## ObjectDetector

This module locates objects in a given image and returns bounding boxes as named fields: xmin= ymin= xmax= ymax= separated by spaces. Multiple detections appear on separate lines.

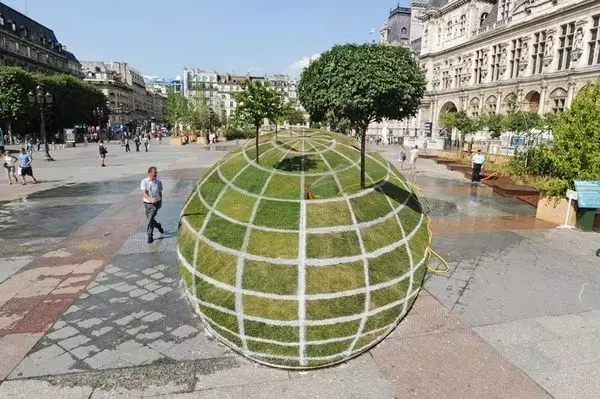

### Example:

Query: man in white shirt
xmin=409 ymin=145 xmax=419 ymax=173
xmin=471 ymin=149 xmax=486 ymax=182
xmin=141 ymin=166 xmax=164 ymax=243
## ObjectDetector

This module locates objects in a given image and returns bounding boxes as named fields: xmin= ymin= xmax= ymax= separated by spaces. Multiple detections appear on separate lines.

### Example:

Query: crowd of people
xmin=98 ymin=132 xmax=163 ymax=167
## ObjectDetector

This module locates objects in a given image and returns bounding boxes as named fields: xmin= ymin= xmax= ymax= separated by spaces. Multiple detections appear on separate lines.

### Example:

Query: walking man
xmin=18 ymin=148 xmax=37 ymax=185
xmin=125 ymin=137 xmax=131 ymax=152
xmin=142 ymin=134 xmax=149 ymax=152
xmin=141 ymin=166 xmax=164 ymax=244
xmin=409 ymin=145 xmax=419 ymax=173
xmin=99 ymin=140 xmax=107 ymax=167
xmin=471 ymin=149 xmax=486 ymax=182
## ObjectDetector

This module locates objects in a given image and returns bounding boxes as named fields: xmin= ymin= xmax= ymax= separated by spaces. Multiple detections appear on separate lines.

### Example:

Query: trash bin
xmin=576 ymin=208 xmax=596 ymax=232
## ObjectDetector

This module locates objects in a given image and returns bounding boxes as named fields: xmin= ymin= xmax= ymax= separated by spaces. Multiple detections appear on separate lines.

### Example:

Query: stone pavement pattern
xmin=0 ymin=141 xmax=596 ymax=397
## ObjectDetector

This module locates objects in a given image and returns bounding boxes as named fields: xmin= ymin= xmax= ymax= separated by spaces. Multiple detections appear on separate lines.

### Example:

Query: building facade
xmin=370 ymin=0 xmax=600 ymax=146
xmin=0 ymin=2 xmax=81 ymax=76
xmin=182 ymin=68 xmax=300 ymax=119
xmin=81 ymin=61 xmax=167 ymax=126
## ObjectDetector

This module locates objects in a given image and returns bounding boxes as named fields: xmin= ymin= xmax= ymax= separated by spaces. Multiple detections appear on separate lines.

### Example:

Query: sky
xmin=5 ymin=0 xmax=410 ymax=78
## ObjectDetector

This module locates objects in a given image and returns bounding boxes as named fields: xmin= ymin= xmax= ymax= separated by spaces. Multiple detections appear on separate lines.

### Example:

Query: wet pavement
xmin=0 ymin=142 xmax=598 ymax=398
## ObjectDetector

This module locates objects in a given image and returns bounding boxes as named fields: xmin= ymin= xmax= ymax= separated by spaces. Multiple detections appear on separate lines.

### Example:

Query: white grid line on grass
xmin=193 ymin=293 xmax=416 ymax=347
xmin=298 ymin=137 xmax=307 ymax=366
xmin=183 ymin=275 xmax=421 ymax=327
xmin=180 ymin=211 xmax=425 ymax=267
xmin=234 ymin=149 xmax=294 ymax=352
xmin=185 ymin=289 xmax=423 ymax=366
xmin=178 ymin=247 xmax=422 ymax=301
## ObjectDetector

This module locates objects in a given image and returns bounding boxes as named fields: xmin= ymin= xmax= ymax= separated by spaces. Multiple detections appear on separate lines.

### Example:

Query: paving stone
xmin=0 ymin=379 xmax=93 ymax=399
xmin=46 ymin=325 xmax=79 ymax=340
xmin=155 ymin=286 xmax=173 ymax=295
xmin=114 ymin=315 xmax=135 ymax=326
xmin=0 ymin=332 xmax=44 ymax=380
xmin=70 ymin=344 xmax=100 ymax=360
xmin=140 ymin=292 xmax=159 ymax=301
xmin=144 ymin=282 xmax=162 ymax=291
xmin=126 ymin=325 xmax=148 ymax=335
xmin=136 ymin=331 xmax=164 ymax=340
xmin=76 ymin=318 xmax=103 ymax=329
xmin=128 ymin=288 xmax=147 ymax=298
xmin=243 ymin=375 xmax=343 ymax=399
xmin=87 ymin=285 xmax=110 ymax=295
xmin=58 ymin=334 xmax=92 ymax=351
xmin=90 ymin=326 xmax=113 ymax=337
xmin=194 ymin=357 xmax=289 ymax=391
xmin=171 ymin=325 xmax=198 ymax=338
xmin=142 ymin=311 xmax=164 ymax=322
xmin=11 ymin=346 xmax=79 ymax=378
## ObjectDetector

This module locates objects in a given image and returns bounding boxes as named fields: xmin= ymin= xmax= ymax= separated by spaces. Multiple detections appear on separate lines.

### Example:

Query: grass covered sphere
xmin=178 ymin=131 xmax=430 ymax=369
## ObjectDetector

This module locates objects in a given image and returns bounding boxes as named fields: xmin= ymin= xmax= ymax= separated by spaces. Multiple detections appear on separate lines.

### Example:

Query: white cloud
xmin=288 ymin=54 xmax=321 ymax=72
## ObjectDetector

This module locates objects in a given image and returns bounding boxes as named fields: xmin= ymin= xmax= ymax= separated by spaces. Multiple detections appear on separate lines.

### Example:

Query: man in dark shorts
xmin=141 ymin=166 xmax=164 ymax=244
xmin=18 ymin=148 xmax=37 ymax=185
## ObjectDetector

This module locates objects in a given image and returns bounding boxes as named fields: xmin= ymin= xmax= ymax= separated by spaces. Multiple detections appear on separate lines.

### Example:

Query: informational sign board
xmin=424 ymin=122 xmax=432 ymax=137
xmin=65 ymin=128 xmax=75 ymax=143
xmin=574 ymin=180 xmax=600 ymax=208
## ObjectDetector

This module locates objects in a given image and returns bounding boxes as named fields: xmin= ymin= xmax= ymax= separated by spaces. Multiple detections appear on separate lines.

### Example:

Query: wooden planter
xmin=536 ymin=197 xmax=577 ymax=226
xmin=435 ymin=159 xmax=457 ymax=165
xmin=169 ymin=137 xmax=184 ymax=146
xmin=492 ymin=182 xmax=540 ymax=198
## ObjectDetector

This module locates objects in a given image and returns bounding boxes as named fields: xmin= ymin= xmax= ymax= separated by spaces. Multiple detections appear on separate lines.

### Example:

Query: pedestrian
xmin=398 ymin=146 xmax=407 ymax=170
xmin=99 ymin=140 xmax=107 ymax=167
xmin=36 ymin=138 xmax=41 ymax=152
xmin=142 ymin=134 xmax=149 ymax=152
xmin=471 ymin=149 xmax=486 ymax=182
xmin=2 ymin=150 xmax=19 ymax=184
xmin=134 ymin=135 xmax=141 ymax=152
xmin=18 ymin=148 xmax=37 ymax=185
xmin=422 ymin=139 xmax=428 ymax=154
xmin=84 ymin=136 xmax=89 ymax=147
xmin=141 ymin=166 xmax=164 ymax=244
xmin=26 ymin=140 xmax=32 ymax=153
xmin=409 ymin=145 xmax=419 ymax=173
xmin=125 ymin=137 xmax=131 ymax=152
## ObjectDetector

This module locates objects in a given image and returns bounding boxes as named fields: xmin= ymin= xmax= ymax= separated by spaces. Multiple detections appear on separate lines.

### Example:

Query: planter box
xmin=169 ymin=137 xmax=184 ymax=146
xmin=419 ymin=154 xmax=438 ymax=160
xmin=492 ymin=183 xmax=540 ymax=197
xmin=435 ymin=158 xmax=456 ymax=165
xmin=536 ymin=197 xmax=577 ymax=226
xmin=446 ymin=164 xmax=472 ymax=173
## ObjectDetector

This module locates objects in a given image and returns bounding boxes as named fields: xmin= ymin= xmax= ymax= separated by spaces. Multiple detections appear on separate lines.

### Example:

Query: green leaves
xmin=233 ymin=79 xmax=283 ymax=129
xmin=297 ymin=44 xmax=426 ymax=128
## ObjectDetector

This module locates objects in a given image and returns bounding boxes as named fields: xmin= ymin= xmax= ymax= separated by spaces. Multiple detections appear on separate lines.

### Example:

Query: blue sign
xmin=574 ymin=180 xmax=600 ymax=208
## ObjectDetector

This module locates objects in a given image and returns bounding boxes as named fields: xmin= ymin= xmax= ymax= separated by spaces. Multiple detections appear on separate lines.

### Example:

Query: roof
xmin=426 ymin=0 xmax=449 ymax=8
xmin=481 ymin=3 xmax=499 ymax=28
xmin=0 ymin=2 xmax=58 ymax=43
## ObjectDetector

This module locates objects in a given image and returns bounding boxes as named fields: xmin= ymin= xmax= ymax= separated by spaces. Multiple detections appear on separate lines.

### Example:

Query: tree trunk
xmin=7 ymin=122 xmax=12 ymax=145
xmin=255 ymin=125 xmax=260 ymax=164
xmin=360 ymin=126 xmax=367 ymax=189
xmin=275 ymin=123 xmax=278 ymax=139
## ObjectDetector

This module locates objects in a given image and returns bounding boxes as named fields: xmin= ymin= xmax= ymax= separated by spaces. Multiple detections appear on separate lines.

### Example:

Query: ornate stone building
xmin=0 ymin=2 xmax=81 ymax=76
xmin=370 ymin=0 xmax=600 ymax=146
xmin=421 ymin=0 xmax=600 ymax=139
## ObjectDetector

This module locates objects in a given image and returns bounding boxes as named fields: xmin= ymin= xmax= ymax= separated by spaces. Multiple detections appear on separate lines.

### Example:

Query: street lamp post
xmin=93 ymin=106 xmax=105 ymax=141
xmin=28 ymin=85 xmax=53 ymax=161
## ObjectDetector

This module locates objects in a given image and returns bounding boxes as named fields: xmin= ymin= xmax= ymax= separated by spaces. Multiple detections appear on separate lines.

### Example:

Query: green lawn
xmin=178 ymin=130 xmax=430 ymax=369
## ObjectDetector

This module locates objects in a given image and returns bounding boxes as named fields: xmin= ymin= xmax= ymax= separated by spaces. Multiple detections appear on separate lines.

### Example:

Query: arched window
xmin=447 ymin=21 xmax=453 ymax=37
xmin=550 ymin=88 xmax=567 ymax=113
xmin=401 ymin=27 xmax=407 ymax=35
xmin=480 ymin=12 xmax=489 ymax=27
xmin=460 ymin=15 xmax=467 ymax=35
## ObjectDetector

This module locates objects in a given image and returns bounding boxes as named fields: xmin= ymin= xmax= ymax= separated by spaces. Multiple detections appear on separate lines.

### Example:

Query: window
xmin=401 ymin=27 xmax=407 ymax=35
xmin=486 ymin=96 xmax=497 ymax=114
xmin=588 ymin=15 xmax=600 ymax=65
xmin=10 ymin=21 xmax=15 ymax=31
xmin=0 ymin=14 xmax=4 ymax=26
xmin=460 ymin=15 xmax=466 ymax=35
xmin=532 ymin=31 xmax=546 ymax=75
xmin=446 ymin=21 xmax=453 ymax=38
xmin=474 ymin=50 xmax=485 ymax=84
xmin=558 ymin=22 xmax=575 ymax=70
xmin=454 ymin=67 xmax=462 ymax=88
xmin=14 ymin=41 xmax=19 ymax=51
xmin=480 ymin=12 xmax=489 ymax=27
xmin=442 ymin=71 xmax=451 ymax=89
xmin=437 ymin=26 xmax=442 ymax=43
xmin=491 ymin=45 xmax=501 ymax=81
xmin=470 ymin=99 xmax=480 ymax=117
xmin=510 ymin=38 xmax=523 ymax=78
xmin=229 ymin=101 xmax=234 ymax=107
xmin=550 ymin=89 xmax=567 ymax=113
xmin=500 ymin=0 xmax=511 ymax=20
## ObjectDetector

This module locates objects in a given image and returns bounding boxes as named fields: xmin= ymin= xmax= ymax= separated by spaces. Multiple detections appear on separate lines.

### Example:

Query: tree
xmin=233 ymin=79 xmax=281 ymax=163
xmin=438 ymin=111 xmax=456 ymax=137
xmin=167 ymin=93 xmax=191 ymax=134
xmin=0 ymin=67 xmax=36 ymax=143
xmin=481 ymin=113 xmax=505 ymax=139
xmin=286 ymin=106 xmax=306 ymax=126
xmin=298 ymin=44 xmax=426 ymax=188
xmin=548 ymin=81 xmax=600 ymax=181
xmin=269 ymin=94 xmax=286 ymax=138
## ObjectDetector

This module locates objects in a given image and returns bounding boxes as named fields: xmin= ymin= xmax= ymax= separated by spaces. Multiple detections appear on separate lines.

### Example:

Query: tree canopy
xmin=233 ymin=79 xmax=282 ymax=163
xmin=298 ymin=43 xmax=426 ymax=187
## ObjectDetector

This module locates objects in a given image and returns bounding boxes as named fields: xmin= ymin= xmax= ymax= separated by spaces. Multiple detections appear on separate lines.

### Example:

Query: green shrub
xmin=535 ymin=177 xmax=571 ymax=198
xmin=508 ymin=145 xmax=554 ymax=177
xmin=224 ymin=127 xmax=256 ymax=140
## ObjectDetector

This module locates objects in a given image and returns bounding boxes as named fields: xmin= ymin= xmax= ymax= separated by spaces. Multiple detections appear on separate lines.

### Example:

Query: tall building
xmin=370 ymin=0 xmax=600 ymax=146
xmin=81 ymin=61 xmax=167 ymax=126
xmin=145 ymin=76 xmax=183 ymax=95
xmin=182 ymin=69 xmax=299 ymax=119
xmin=0 ymin=2 xmax=81 ymax=76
